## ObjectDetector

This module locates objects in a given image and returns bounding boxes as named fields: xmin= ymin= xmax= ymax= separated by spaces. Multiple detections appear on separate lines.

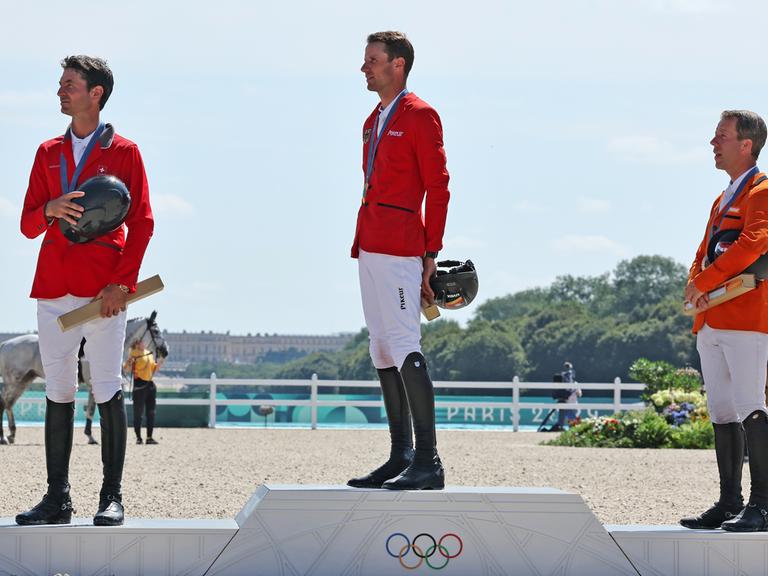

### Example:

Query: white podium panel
xmin=0 ymin=518 xmax=236 ymax=576
xmin=608 ymin=524 xmax=768 ymax=576
xmin=206 ymin=485 xmax=639 ymax=576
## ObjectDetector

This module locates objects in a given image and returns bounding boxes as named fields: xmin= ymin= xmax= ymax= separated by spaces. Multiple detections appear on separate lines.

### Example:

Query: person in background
xmin=551 ymin=361 xmax=580 ymax=431
xmin=124 ymin=339 xmax=159 ymax=445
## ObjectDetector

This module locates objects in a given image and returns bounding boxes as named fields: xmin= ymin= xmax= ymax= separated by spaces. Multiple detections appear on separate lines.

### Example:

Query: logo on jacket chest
xmin=387 ymin=130 xmax=404 ymax=137
xmin=363 ymin=128 xmax=372 ymax=144
xmin=97 ymin=164 xmax=108 ymax=175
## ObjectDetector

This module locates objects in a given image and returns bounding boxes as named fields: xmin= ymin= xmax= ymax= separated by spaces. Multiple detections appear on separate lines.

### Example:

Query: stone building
xmin=162 ymin=331 xmax=354 ymax=364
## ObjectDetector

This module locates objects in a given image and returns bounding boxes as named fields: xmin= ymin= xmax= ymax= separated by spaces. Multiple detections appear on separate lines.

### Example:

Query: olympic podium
xmin=206 ymin=485 xmax=636 ymax=575
xmin=2 ymin=485 xmax=768 ymax=576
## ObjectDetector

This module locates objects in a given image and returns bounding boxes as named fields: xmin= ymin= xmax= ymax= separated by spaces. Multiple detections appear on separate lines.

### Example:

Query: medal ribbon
xmin=708 ymin=165 xmax=759 ymax=245
xmin=59 ymin=122 xmax=105 ymax=195
xmin=363 ymin=90 xmax=408 ymax=198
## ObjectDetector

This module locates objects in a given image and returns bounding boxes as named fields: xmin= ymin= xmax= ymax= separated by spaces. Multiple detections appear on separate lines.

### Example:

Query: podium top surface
xmin=260 ymin=484 xmax=571 ymax=494
xmin=0 ymin=517 xmax=238 ymax=531
xmin=607 ymin=524 xmax=768 ymax=537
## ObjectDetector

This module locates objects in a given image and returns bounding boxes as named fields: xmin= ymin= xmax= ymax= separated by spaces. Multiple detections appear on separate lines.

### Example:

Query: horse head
xmin=125 ymin=311 xmax=169 ymax=361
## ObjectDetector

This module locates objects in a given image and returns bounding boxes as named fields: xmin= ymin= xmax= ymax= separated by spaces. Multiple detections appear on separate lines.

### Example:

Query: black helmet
xmin=59 ymin=175 xmax=131 ymax=244
xmin=429 ymin=259 xmax=479 ymax=309
xmin=707 ymin=228 xmax=768 ymax=279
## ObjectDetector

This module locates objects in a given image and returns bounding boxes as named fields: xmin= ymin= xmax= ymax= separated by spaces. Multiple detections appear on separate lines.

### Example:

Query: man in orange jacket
xmin=681 ymin=110 xmax=768 ymax=532
xmin=347 ymin=31 xmax=449 ymax=491
xmin=16 ymin=56 xmax=153 ymax=527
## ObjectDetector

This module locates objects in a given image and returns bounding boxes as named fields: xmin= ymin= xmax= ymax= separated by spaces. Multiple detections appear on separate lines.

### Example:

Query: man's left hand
xmin=421 ymin=257 xmax=437 ymax=305
xmin=94 ymin=284 xmax=128 ymax=318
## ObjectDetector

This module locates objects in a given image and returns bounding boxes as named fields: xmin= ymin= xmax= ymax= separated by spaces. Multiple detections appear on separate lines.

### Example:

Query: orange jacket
xmin=689 ymin=170 xmax=768 ymax=333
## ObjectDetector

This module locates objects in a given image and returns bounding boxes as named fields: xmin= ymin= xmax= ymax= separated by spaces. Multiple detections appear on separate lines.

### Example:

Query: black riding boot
xmin=383 ymin=353 xmax=444 ymax=490
xmin=680 ymin=422 xmax=744 ymax=529
xmin=348 ymin=368 xmax=414 ymax=488
xmin=723 ymin=411 xmax=768 ymax=532
xmin=16 ymin=398 xmax=76 ymax=525
xmin=94 ymin=390 xmax=127 ymax=526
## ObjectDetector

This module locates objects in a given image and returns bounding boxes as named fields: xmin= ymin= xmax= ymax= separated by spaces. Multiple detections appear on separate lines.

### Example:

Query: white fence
xmin=3 ymin=375 xmax=647 ymax=431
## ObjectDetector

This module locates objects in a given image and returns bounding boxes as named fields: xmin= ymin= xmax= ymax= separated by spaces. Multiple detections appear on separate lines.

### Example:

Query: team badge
xmin=363 ymin=128 xmax=372 ymax=144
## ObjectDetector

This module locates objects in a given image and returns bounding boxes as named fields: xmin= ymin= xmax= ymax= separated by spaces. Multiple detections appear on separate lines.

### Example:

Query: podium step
xmin=608 ymin=524 xmax=768 ymax=576
xmin=8 ymin=486 xmax=768 ymax=575
xmin=209 ymin=485 xmax=639 ymax=576
xmin=0 ymin=517 xmax=237 ymax=576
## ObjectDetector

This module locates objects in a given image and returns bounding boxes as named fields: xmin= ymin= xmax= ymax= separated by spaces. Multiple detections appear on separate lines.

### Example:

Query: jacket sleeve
xmin=693 ymin=184 xmax=768 ymax=292
xmin=414 ymin=107 xmax=450 ymax=253
xmin=20 ymin=145 xmax=53 ymax=239
xmin=109 ymin=145 xmax=154 ymax=291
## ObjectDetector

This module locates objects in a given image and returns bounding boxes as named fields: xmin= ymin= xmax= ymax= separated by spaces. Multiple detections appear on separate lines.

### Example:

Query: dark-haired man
xmin=16 ymin=55 xmax=153 ymax=526
xmin=349 ymin=31 xmax=450 ymax=490
xmin=681 ymin=110 xmax=768 ymax=531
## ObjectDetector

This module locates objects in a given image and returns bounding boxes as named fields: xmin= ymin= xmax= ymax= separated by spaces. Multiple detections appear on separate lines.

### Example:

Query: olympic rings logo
xmin=385 ymin=532 xmax=464 ymax=570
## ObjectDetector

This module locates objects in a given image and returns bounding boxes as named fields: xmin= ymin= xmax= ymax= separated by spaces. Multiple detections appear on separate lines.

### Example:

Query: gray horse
xmin=0 ymin=312 xmax=169 ymax=445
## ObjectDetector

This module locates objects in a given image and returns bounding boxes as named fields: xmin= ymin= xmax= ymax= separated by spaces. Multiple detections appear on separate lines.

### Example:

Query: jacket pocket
xmin=376 ymin=202 xmax=415 ymax=213
xmin=92 ymin=240 xmax=123 ymax=253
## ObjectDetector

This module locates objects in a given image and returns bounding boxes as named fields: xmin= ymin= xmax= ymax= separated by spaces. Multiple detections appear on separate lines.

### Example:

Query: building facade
xmin=162 ymin=331 xmax=354 ymax=364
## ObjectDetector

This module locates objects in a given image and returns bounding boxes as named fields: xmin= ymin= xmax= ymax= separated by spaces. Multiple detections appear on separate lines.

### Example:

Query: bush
xmin=629 ymin=358 xmax=702 ymax=400
xmin=546 ymin=408 xmax=711 ymax=449
xmin=650 ymin=388 xmax=708 ymax=425
xmin=669 ymin=419 xmax=715 ymax=449
xmin=634 ymin=410 xmax=671 ymax=448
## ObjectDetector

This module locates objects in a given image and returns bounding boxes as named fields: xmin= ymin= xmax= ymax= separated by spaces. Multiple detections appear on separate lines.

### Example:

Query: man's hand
xmin=44 ymin=191 xmax=85 ymax=225
xmin=421 ymin=256 xmax=437 ymax=305
xmin=684 ymin=281 xmax=709 ymax=310
xmin=94 ymin=284 xmax=128 ymax=318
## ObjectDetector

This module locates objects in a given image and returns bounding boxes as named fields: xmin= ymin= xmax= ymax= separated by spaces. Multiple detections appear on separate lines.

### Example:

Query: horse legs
xmin=0 ymin=397 xmax=7 ymax=445
xmin=3 ymin=376 xmax=33 ymax=445
xmin=7 ymin=405 xmax=16 ymax=444
xmin=84 ymin=390 xmax=98 ymax=445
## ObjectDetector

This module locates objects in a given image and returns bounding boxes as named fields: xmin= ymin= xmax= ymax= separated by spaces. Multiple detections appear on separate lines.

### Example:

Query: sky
xmin=1 ymin=0 xmax=767 ymax=336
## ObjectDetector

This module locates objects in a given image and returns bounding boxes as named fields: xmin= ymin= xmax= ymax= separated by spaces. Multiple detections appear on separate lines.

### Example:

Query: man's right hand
xmin=44 ymin=191 xmax=85 ymax=225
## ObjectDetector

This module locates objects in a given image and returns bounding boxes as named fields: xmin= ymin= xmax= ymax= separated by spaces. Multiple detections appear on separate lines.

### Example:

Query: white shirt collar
xmin=720 ymin=165 xmax=759 ymax=210
xmin=379 ymin=89 xmax=407 ymax=118
xmin=70 ymin=126 xmax=97 ymax=165
xmin=376 ymin=89 xmax=408 ymax=137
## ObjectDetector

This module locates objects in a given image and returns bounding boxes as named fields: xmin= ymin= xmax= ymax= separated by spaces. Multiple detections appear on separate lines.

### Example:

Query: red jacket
xmin=21 ymin=124 xmax=154 ymax=298
xmin=689 ymin=170 xmax=768 ymax=333
xmin=351 ymin=93 xmax=450 ymax=258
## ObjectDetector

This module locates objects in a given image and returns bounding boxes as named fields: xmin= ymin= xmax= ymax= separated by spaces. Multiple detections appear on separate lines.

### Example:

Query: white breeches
xmin=697 ymin=324 xmax=768 ymax=424
xmin=358 ymin=249 xmax=423 ymax=371
xmin=37 ymin=295 xmax=126 ymax=404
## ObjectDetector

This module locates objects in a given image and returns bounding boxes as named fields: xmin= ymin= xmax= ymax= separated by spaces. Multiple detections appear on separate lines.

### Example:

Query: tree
xmin=612 ymin=255 xmax=687 ymax=315
xmin=438 ymin=320 xmax=528 ymax=381
xmin=474 ymin=288 xmax=550 ymax=322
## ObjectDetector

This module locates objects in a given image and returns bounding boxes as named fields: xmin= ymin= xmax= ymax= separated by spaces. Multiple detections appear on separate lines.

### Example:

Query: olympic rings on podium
xmin=385 ymin=532 xmax=464 ymax=570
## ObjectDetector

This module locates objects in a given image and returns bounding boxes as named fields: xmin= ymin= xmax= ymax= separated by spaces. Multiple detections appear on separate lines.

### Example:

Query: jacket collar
xmin=64 ymin=122 xmax=115 ymax=149
xmin=60 ymin=123 xmax=116 ymax=189
xmin=385 ymin=92 xmax=415 ymax=130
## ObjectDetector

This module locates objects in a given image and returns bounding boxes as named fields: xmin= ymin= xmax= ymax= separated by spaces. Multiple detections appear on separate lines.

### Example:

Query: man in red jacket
xmin=348 ymin=31 xmax=450 ymax=491
xmin=16 ymin=56 xmax=154 ymax=527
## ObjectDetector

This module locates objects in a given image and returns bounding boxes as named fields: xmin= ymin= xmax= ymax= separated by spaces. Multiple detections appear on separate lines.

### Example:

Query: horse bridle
xmin=134 ymin=317 xmax=165 ymax=358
